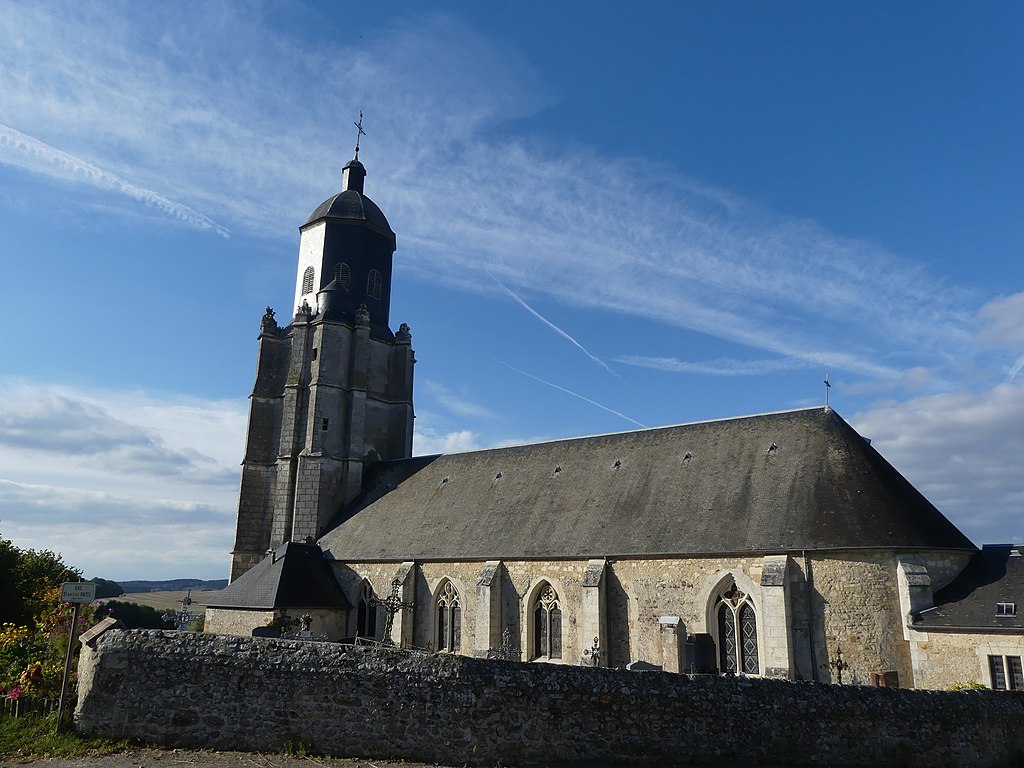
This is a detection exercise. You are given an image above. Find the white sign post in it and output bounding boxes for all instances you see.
[56,581,96,731]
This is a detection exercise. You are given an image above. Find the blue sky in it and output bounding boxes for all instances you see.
[0,1,1022,579]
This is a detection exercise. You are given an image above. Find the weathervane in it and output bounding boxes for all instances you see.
[824,372,831,408]
[353,111,366,159]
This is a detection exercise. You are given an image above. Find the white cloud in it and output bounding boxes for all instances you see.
[421,381,495,420]
[0,2,990,387]
[0,378,245,579]
[852,382,1024,546]
[413,427,482,456]
[978,292,1024,346]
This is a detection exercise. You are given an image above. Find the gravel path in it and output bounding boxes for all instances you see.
[0,748,455,768]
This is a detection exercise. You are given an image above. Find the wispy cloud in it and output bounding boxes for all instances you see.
[617,355,811,377]
[488,271,620,380]
[0,3,985,385]
[0,123,229,236]
[498,361,645,428]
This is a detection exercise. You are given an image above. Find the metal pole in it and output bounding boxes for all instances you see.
[55,601,81,733]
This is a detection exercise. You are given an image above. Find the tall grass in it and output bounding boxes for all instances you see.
[0,712,132,759]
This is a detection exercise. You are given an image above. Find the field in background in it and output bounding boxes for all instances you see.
[101,589,223,614]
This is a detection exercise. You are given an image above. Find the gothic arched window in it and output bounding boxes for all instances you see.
[367,269,383,300]
[715,579,759,675]
[301,266,315,296]
[333,262,351,290]
[532,583,562,660]
[357,582,377,639]
[435,580,461,652]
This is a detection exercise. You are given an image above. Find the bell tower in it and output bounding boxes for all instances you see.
[229,151,415,581]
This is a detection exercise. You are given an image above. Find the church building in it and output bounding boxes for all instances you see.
[206,153,1024,691]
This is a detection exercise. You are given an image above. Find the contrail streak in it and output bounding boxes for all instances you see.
[1008,354,1024,383]
[498,361,645,428]
[487,271,621,380]
[0,123,230,237]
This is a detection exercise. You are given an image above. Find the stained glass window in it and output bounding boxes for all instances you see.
[715,578,759,675]
[436,581,460,652]
[532,584,562,660]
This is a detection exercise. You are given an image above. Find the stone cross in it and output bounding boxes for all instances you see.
[371,578,413,647]
[581,636,601,667]
[161,591,202,631]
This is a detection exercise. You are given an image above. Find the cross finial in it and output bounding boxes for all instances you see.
[824,372,831,408]
[353,111,366,160]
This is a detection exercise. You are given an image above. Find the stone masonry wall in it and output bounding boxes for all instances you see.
[76,630,1024,767]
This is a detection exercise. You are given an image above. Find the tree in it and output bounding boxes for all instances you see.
[89,577,124,599]
[101,600,167,629]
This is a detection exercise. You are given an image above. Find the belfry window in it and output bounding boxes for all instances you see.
[333,262,351,290]
[367,269,383,300]
[435,580,461,652]
[714,579,759,675]
[301,266,315,296]
[532,583,562,660]
[357,583,377,639]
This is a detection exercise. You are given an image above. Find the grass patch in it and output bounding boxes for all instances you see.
[0,713,133,759]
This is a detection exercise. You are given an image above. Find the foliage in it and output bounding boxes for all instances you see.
[0,587,102,699]
[0,712,133,759]
[949,679,986,691]
[89,577,124,599]
[0,534,80,628]
[102,600,168,629]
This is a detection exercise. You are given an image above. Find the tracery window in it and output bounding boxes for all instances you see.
[435,580,461,652]
[333,262,351,290]
[715,579,759,675]
[367,269,383,300]
[301,266,315,296]
[356,582,377,639]
[532,583,562,660]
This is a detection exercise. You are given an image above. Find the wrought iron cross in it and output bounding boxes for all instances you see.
[581,636,601,667]
[829,646,849,685]
[371,578,413,647]
[824,372,831,407]
[353,111,366,159]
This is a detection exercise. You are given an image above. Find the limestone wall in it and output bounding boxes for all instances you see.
[909,628,1024,690]
[76,630,1024,768]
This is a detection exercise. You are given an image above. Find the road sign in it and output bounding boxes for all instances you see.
[60,582,96,604]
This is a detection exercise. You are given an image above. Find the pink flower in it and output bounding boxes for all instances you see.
[5,687,21,700]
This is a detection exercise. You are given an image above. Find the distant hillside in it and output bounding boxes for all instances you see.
[119,578,227,593]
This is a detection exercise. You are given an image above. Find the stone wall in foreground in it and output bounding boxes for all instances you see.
[75,630,1024,767]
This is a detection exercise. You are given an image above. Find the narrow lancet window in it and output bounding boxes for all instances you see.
[436,580,461,652]
[532,584,562,660]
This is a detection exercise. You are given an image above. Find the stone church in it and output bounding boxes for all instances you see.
[206,153,1023,691]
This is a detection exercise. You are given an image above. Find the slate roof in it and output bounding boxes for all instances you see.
[207,542,352,610]
[318,407,976,562]
[303,189,393,235]
[913,544,1024,631]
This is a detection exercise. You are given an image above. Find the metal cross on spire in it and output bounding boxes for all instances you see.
[353,111,366,160]
[824,372,831,408]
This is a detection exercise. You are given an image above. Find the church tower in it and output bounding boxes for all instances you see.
[229,154,415,581]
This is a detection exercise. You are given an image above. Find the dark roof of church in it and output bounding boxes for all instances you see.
[207,542,352,610]
[913,545,1024,630]
[318,407,976,562]
[303,189,393,234]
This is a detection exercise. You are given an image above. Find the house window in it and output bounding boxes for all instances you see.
[435,580,461,652]
[367,269,383,300]
[996,602,1016,617]
[301,266,315,295]
[715,579,759,675]
[333,262,351,289]
[989,655,1023,690]
[356,583,377,639]
[532,583,562,660]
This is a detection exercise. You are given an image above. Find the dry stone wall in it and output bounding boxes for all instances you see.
[75,630,1024,767]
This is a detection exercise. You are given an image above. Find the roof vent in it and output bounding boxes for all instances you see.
[1011,548,1021,557]
[683,452,692,462]
[767,442,779,453]
[613,459,622,469]
[441,476,449,486]
[553,465,562,475]
[495,472,503,480]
